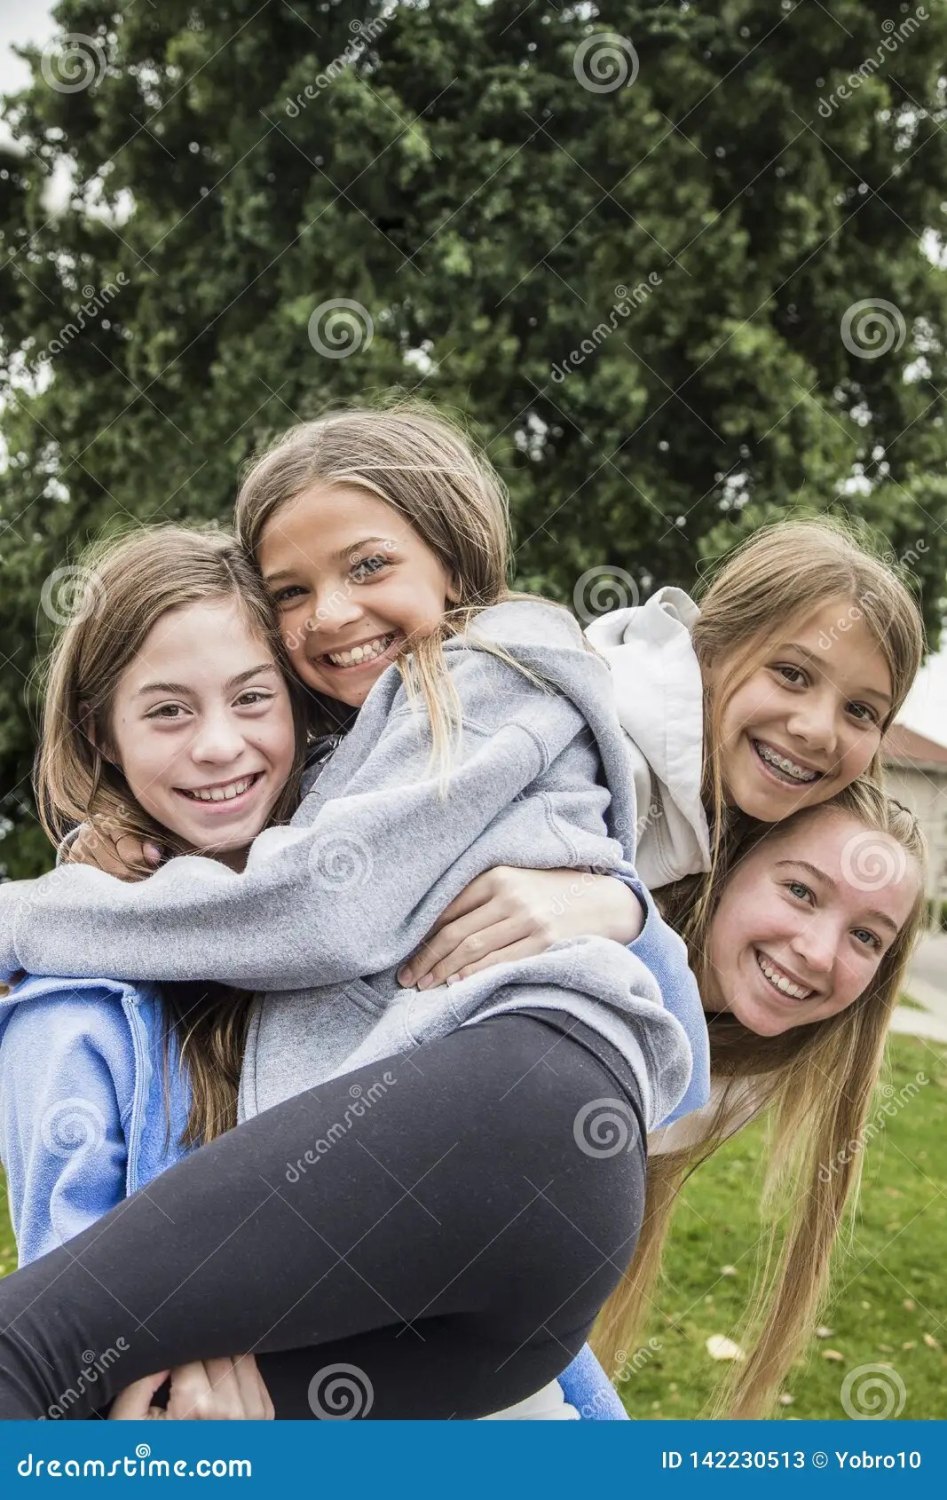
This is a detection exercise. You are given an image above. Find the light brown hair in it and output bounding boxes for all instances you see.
[233,401,553,775]
[34,523,308,1144]
[591,782,927,1416]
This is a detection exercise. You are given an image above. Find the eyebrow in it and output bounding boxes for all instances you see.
[780,643,893,707]
[774,859,901,935]
[263,537,394,586]
[136,664,278,697]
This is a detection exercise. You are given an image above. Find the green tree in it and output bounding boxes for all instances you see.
[2,0,946,874]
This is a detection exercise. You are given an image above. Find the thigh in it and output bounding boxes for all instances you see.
[0,1014,646,1419]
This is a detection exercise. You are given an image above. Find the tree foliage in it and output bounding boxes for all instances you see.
[2,0,946,874]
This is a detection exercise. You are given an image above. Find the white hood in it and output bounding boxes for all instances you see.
[585,587,710,888]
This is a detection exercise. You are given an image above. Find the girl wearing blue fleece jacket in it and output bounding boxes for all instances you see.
[0,410,705,1419]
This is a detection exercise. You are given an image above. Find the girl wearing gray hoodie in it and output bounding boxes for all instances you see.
[0,407,702,1420]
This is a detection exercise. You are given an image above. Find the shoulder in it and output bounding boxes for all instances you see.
[458,598,585,654]
[0,978,156,1098]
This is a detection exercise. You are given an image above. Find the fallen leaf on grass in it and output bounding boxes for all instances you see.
[923,1333,940,1350]
[706,1335,745,1362]
[821,1349,845,1363]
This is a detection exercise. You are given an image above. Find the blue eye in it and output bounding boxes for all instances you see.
[853,928,881,949]
[786,880,813,902]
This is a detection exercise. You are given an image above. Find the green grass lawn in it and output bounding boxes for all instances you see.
[626,1031,947,1419]
[0,1032,944,1419]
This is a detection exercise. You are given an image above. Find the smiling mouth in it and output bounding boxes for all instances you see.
[317,632,399,671]
[176,772,264,805]
[752,738,824,787]
[755,948,817,1002]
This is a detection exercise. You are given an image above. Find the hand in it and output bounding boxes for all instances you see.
[64,821,163,880]
[397,866,645,991]
[163,1356,274,1420]
[109,1370,171,1419]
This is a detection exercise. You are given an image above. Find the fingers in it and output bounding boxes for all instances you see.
[413,916,538,991]
[109,1370,171,1420]
[231,1353,275,1420]
[67,825,155,881]
[166,1358,269,1420]
[423,870,495,932]
[399,906,517,988]
[166,1361,224,1421]
[442,934,553,985]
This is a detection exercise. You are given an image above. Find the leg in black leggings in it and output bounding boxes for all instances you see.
[0,1014,646,1419]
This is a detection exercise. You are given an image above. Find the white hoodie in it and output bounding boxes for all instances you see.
[584,587,710,889]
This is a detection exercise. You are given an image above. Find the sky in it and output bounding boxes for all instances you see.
[1,4,945,747]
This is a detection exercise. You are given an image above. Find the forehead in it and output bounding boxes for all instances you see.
[259,484,406,564]
[124,600,268,680]
[778,598,892,694]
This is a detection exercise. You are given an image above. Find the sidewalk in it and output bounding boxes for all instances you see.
[893,932,947,1045]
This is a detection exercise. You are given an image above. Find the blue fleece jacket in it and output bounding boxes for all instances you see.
[0,975,192,1267]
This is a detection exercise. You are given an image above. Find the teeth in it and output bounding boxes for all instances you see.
[327,633,394,667]
[185,775,255,803]
[756,951,813,1000]
[755,741,819,783]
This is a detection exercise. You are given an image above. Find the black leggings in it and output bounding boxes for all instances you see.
[0,1012,646,1420]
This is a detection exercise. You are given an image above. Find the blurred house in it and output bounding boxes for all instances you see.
[883,724,947,924]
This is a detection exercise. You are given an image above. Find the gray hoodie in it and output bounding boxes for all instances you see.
[0,601,693,1131]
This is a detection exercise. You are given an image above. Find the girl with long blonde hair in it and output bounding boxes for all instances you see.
[589,782,926,1417]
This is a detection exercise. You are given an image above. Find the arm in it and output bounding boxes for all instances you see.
[0,999,129,1265]
[1,648,593,991]
[397,866,645,989]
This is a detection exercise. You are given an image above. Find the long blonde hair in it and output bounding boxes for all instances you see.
[591,781,927,1416]
[35,523,308,1144]
[234,402,542,773]
[692,517,925,932]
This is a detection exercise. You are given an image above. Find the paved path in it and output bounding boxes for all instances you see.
[893,932,947,1045]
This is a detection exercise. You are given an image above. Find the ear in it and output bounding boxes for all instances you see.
[445,571,463,605]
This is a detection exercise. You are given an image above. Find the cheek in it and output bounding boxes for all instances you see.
[841,729,881,776]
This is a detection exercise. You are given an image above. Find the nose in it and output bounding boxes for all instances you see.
[307,581,363,637]
[785,692,838,756]
[789,915,837,981]
[189,711,246,767]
